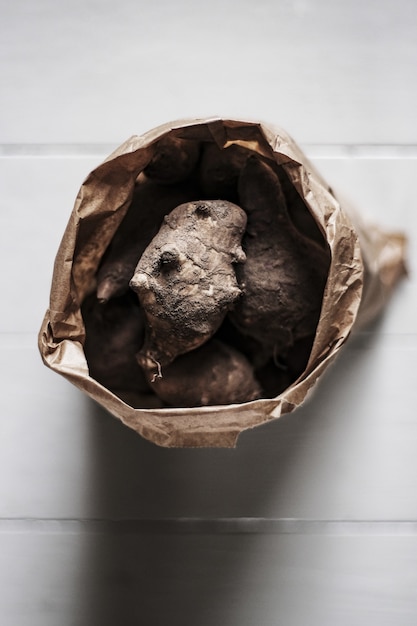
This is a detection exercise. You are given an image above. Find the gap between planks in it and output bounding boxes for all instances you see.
[1,144,417,159]
[1,518,417,536]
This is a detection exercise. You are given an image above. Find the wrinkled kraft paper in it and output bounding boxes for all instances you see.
[38,118,407,448]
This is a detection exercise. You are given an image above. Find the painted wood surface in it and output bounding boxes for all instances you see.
[1,1,416,624]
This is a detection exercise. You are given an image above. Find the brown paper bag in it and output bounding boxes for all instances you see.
[38,118,407,448]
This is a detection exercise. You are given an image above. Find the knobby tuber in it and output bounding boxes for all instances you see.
[81,291,149,395]
[144,135,200,184]
[96,178,199,302]
[229,156,329,364]
[129,199,247,374]
[199,142,249,202]
[148,339,262,407]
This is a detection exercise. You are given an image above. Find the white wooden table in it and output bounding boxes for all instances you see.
[1,1,416,624]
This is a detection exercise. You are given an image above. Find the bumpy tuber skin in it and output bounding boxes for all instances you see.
[147,339,262,407]
[199,142,249,202]
[96,178,199,303]
[144,135,200,184]
[129,199,247,375]
[229,156,330,364]
[81,291,149,395]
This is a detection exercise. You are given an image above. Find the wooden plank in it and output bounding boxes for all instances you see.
[1,333,416,520]
[1,0,416,144]
[1,529,416,626]
[0,156,101,332]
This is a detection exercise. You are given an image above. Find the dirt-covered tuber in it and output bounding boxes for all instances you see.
[81,291,149,395]
[130,199,247,375]
[147,339,262,407]
[229,156,329,364]
[144,135,200,184]
[198,142,249,202]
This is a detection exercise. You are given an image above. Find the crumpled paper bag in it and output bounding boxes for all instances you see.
[38,118,407,448]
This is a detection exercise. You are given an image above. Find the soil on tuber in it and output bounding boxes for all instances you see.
[129,199,247,376]
[147,339,262,407]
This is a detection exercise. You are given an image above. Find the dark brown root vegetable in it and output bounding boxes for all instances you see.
[198,142,249,202]
[277,167,328,247]
[254,359,294,398]
[81,291,149,395]
[229,156,330,364]
[96,178,199,303]
[147,339,262,407]
[144,135,200,184]
[130,199,247,375]
[254,334,316,398]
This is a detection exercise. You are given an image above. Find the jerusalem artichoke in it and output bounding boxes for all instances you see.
[144,135,200,184]
[129,199,247,375]
[229,156,330,363]
[198,142,249,202]
[148,339,262,407]
[81,291,149,395]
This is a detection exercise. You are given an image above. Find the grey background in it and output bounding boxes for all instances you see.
[1,1,416,624]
